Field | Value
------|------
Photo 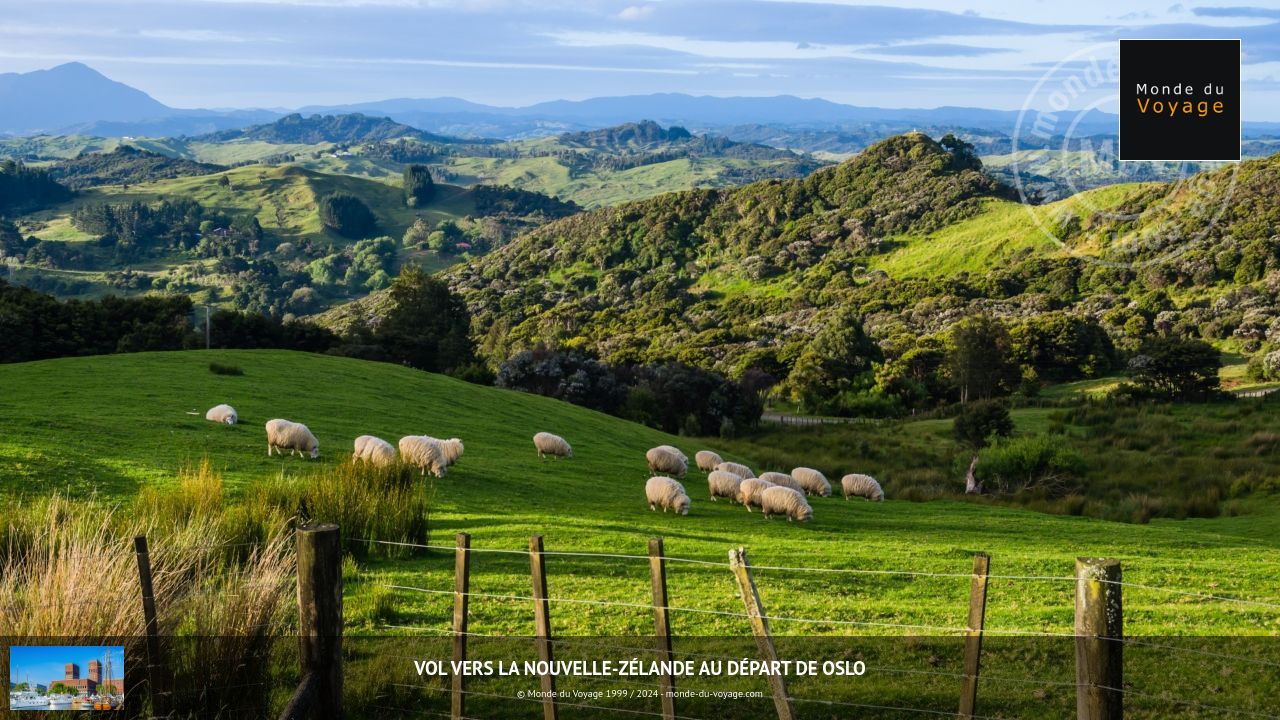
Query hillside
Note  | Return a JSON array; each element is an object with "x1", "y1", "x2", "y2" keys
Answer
[
  {"x1": 48, "y1": 145, "x2": 225, "y2": 189},
  {"x1": 1, "y1": 349, "x2": 1277, "y2": 647},
  {"x1": 196, "y1": 113, "x2": 473, "y2": 145}
]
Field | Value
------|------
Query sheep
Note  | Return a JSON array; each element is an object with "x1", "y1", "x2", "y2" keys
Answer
[
  {"x1": 646, "y1": 446, "x2": 688, "y2": 478},
  {"x1": 791, "y1": 467, "x2": 832, "y2": 497},
  {"x1": 841, "y1": 473, "x2": 884, "y2": 502},
  {"x1": 265, "y1": 419, "x2": 319, "y2": 459},
  {"x1": 205, "y1": 404, "x2": 238, "y2": 425},
  {"x1": 399, "y1": 435, "x2": 449, "y2": 477},
  {"x1": 656, "y1": 445, "x2": 689, "y2": 463},
  {"x1": 645, "y1": 476, "x2": 691, "y2": 515},
  {"x1": 695, "y1": 450, "x2": 723, "y2": 473},
  {"x1": 353, "y1": 435, "x2": 396, "y2": 467},
  {"x1": 707, "y1": 470, "x2": 743, "y2": 503},
  {"x1": 533, "y1": 432, "x2": 573, "y2": 459},
  {"x1": 760, "y1": 486, "x2": 813, "y2": 522},
  {"x1": 759, "y1": 471, "x2": 804, "y2": 493},
  {"x1": 716, "y1": 461, "x2": 756, "y2": 479},
  {"x1": 439, "y1": 438, "x2": 465, "y2": 466},
  {"x1": 737, "y1": 477, "x2": 776, "y2": 512}
]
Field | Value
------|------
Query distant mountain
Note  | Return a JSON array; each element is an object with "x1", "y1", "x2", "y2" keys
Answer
[
  {"x1": 61, "y1": 110, "x2": 283, "y2": 139},
  {"x1": 195, "y1": 113, "x2": 471, "y2": 145},
  {"x1": 0, "y1": 63, "x2": 173, "y2": 134},
  {"x1": 560, "y1": 120, "x2": 694, "y2": 148}
]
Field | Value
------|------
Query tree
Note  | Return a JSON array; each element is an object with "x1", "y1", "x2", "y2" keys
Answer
[
  {"x1": 953, "y1": 399, "x2": 1014, "y2": 493},
  {"x1": 944, "y1": 314, "x2": 1020, "y2": 403},
  {"x1": 1127, "y1": 336, "x2": 1221, "y2": 401},
  {"x1": 787, "y1": 307, "x2": 881, "y2": 412},
  {"x1": 403, "y1": 164, "x2": 434, "y2": 206},
  {"x1": 318, "y1": 192, "x2": 377, "y2": 239},
  {"x1": 373, "y1": 265, "x2": 476, "y2": 372}
]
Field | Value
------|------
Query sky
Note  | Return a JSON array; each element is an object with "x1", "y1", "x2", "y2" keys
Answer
[
  {"x1": 0, "y1": 0, "x2": 1279, "y2": 117},
  {"x1": 9, "y1": 646, "x2": 125, "y2": 690}
]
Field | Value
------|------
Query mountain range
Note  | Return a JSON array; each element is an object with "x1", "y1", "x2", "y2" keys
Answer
[{"x1": 21, "y1": 61, "x2": 1280, "y2": 143}]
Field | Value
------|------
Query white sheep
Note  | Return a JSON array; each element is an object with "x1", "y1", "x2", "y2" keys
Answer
[
  {"x1": 533, "y1": 432, "x2": 573, "y2": 459},
  {"x1": 760, "y1": 486, "x2": 813, "y2": 522},
  {"x1": 353, "y1": 435, "x2": 396, "y2": 467},
  {"x1": 716, "y1": 461, "x2": 756, "y2": 479},
  {"x1": 645, "y1": 476, "x2": 691, "y2": 515},
  {"x1": 656, "y1": 445, "x2": 689, "y2": 463},
  {"x1": 646, "y1": 446, "x2": 688, "y2": 478},
  {"x1": 695, "y1": 450, "x2": 723, "y2": 473},
  {"x1": 759, "y1": 471, "x2": 804, "y2": 493},
  {"x1": 737, "y1": 477, "x2": 776, "y2": 512},
  {"x1": 265, "y1": 419, "x2": 319, "y2": 459},
  {"x1": 841, "y1": 473, "x2": 884, "y2": 502},
  {"x1": 439, "y1": 438, "x2": 465, "y2": 466},
  {"x1": 205, "y1": 404, "x2": 238, "y2": 425},
  {"x1": 707, "y1": 470, "x2": 743, "y2": 503},
  {"x1": 791, "y1": 467, "x2": 832, "y2": 497},
  {"x1": 399, "y1": 435, "x2": 449, "y2": 477}
]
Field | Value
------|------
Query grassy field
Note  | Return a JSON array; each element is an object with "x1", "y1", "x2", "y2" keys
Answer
[{"x1": 1, "y1": 349, "x2": 1277, "y2": 643}]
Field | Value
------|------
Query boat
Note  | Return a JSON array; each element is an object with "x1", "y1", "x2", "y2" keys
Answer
[
  {"x1": 8, "y1": 690, "x2": 46, "y2": 710},
  {"x1": 46, "y1": 693, "x2": 74, "y2": 710}
]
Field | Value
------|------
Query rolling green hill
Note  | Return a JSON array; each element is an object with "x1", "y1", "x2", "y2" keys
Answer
[{"x1": 1, "y1": 348, "x2": 1278, "y2": 644}]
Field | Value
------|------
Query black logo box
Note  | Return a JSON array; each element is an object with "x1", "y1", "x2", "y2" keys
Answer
[{"x1": 1119, "y1": 39, "x2": 1241, "y2": 162}]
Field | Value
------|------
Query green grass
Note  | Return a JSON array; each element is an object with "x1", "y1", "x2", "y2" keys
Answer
[{"x1": 1, "y1": 349, "x2": 1278, "y2": 645}]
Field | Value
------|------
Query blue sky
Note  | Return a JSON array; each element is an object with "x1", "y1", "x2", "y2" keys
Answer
[
  {"x1": 0, "y1": 1, "x2": 1278, "y2": 117},
  {"x1": 9, "y1": 646, "x2": 125, "y2": 689}
]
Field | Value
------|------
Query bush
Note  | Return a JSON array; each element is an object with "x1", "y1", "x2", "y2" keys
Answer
[
  {"x1": 971, "y1": 435, "x2": 1087, "y2": 496},
  {"x1": 209, "y1": 362, "x2": 244, "y2": 376}
]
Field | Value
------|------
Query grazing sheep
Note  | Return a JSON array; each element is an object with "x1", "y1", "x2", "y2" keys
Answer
[
  {"x1": 399, "y1": 435, "x2": 449, "y2": 477},
  {"x1": 645, "y1": 476, "x2": 691, "y2": 515},
  {"x1": 841, "y1": 473, "x2": 884, "y2": 502},
  {"x1": 760, "y1": 486, "x2": 813, "y2": 522},
  {"x1": 646, "y1": 446, "x2": 688, "y2": 478},
  {"x1": 737, "y1": 477, "x2": 776, "y2": 512},
  {"x1": 205, "y1": 404, "x2": 238, "y2": 425},
  {"x1": 716, "y1": 461, "x2": 756, "y2": 479},
  {"x1": 695, "y1": 450, "x2": 723, "y2": 473},
  {"x1": 707, "y1": 470, "x2": 743, "y2": 503},
  {"x1": 791, "y1": 467, "x2": 832, "y2": 497},
  {"x1": 439, "y1": 438, "x2": 465, "y2": 466},
  {"x1": 759, "y1": 471, "x2": 804, "y2": 493},
  {"x1": 353, "y1": 435, "x2": 396, "y2": 467},
  {"x1": 265, "y1": 419, "x2": 319, "y2": 459},
  {"x1": 656, "y1": 445, "x2": 689, "y2": 463},
  {"x1": 533, "y1": 432, "x2": 573, "y2": 459}
]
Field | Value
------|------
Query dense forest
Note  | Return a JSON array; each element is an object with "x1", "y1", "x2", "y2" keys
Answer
[
  {"x1": 0, "y1": 159, "x2": 72, "y2": 214},
  {"x1": 49, "y1": 146, "x2": 225, "y2": 189}
]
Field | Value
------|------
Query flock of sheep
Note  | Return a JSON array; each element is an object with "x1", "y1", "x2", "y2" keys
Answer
[
  {"x1": 204, "y1": 407, "x2": 882, "y2": 524},
  {"x1": 641, "y1": 446, "x2": 883, "y2": 523}
]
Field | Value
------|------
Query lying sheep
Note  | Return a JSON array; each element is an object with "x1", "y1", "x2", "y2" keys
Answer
[
  {"x1": 353, "y1": 435, "x2": 396, "y2": 467},
  {"x1": 791, "y1": 467, "x2": 832, "y2": 497},
  {"x1": 645, "y1": 476, "x2": 691, "y2": 516},
  {"x1": 737, "y1": 477, "x2": 776, "y2": 512},
  {"x1": 760, "y1": 486, "x2": 813, "y2": 522},
  {"x1": 716, "y1": 461, "x2": 756, "y2": 479},
  {"x1": 265, "y1": 419, "x2": 319, "y2": 459},
  {"x1": 439, "y1": 438, "x2": 465, "y2": 466},
  {"x1": 707, "y1": 470, "x2": 743, "y2": 503},
  {"x1": 841, "y1": 473, "x2": 884, "y2": 502},
  {"x1": 533, "y1": 432, "x2": 573, "y2": 459},
  {"x1": 206, "y1": 404, "x2": 238, "y2": 425},
  {"x1": 399, "y1": 435, "x2": 449, "y2": 477},
  {"x1": 695, "y1": 450, "x2": 723, "y2": 473},
  {"x1": 647, "y1": 446, "x2": 688, "y2": 478},
  {"x1": 759, "y1": 471, "x2": 804, "y2": 493}
]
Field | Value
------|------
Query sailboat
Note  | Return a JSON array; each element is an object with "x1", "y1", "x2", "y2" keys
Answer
[{"x1": 8, "y1": 672, "x2": 46, "y2": 711}]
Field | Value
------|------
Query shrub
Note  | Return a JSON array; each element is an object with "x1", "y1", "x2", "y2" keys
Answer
[
  {"x1": 971, "y1": 435, "x2": 1087, "y2": 496},
  {"x1": 209, "y1": 361, "x2": 244, "y2": 376}
]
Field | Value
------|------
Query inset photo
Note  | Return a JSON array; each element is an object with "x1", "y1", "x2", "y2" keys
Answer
[{"x1": 7, "y1": 646, "x2": 124, "y2": 712}]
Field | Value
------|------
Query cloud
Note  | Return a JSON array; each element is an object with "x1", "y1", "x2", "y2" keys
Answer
[
  {"x1": 868, "y1": 43, "x2": 1015, "y2": 57},
  {"x1": 618, "y1": 5, "x2": 654, "y2": 21},
  {"x1": 1192, "y1": 6, "x2": 1280, "y2": 19}
]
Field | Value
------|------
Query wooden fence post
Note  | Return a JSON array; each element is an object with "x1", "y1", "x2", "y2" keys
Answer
[
  {"x1": 133, "y1": 535, "x2": 168, "y2": 718},
  {"x1": 958, "y1": 552, "x2": 990, "y2": 719},
  {"x1": 296, "y1": 523, "x2": 343, "y2": 720},
  {"x1": 452, "y1": 533, "x2": 471, "y2": 720},
  {"x1": 1075, "y1": 558, "x2": 1122, "y2": 720},
  {"x1": 648, "y1": 538, "x2": 677, "y2": 720},
  {"x1": 529, "y1": 535, "x2": 558, "y2": 720},
  {"x1": 728, "y1": 547, "x2": 795, "y2": 720}
]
